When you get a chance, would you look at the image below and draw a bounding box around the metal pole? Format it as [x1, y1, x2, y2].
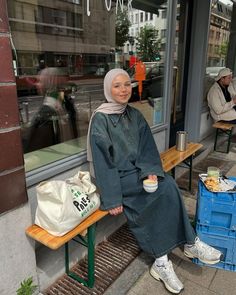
[23, 102, 29, 123]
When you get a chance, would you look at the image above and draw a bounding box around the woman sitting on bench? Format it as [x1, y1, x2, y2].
[87, 69, 222, 294]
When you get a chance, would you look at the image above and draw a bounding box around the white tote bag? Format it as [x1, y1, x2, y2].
[35, 171, 100, 236]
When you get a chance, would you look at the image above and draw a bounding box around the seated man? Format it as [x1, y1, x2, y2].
[207, 67, 236, 123]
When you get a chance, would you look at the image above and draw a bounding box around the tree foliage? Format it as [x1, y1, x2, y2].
[218, 42, 228, 57]
[115, 8, 131, 48]
[136, 25, 160, 61]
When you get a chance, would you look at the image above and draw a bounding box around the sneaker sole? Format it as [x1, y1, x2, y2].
[150, 267, 183, 294]
[184, 251, 221, 265]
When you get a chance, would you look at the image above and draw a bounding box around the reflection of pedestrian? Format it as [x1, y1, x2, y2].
[87, 69, 222, 294]
[134, 60, 146, 100]
[25, 67, 78, 152]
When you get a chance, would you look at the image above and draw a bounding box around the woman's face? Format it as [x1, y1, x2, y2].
[110, 74, 132, 104]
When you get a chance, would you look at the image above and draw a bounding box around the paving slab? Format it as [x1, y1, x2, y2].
[181, 196, 197, 219]
[209, 269, 236, 295]
[177, 259, 217, 289]
[126, 270, 184, 295]
[180, 280, 217, 295]
[104, 252, 152, 295]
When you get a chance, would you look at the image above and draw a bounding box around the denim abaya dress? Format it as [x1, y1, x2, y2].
[90, 105, 196, 258]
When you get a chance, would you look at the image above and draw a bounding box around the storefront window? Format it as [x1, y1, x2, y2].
[204, 0, 233, 105]
[124, 2, 168, 127]
[7, 0, 168, 173]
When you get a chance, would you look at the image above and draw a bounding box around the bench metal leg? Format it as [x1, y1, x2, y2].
[175, 155, 193, 192]
[182, 156, 193, 192]
[87, 225, 95, 287]
[188, 155, 193, 192]
[214, 128, 219, 151]
[226, 128, 232, 153]
[214, 128, 232, 153]
[170, 167, 175, 179]
[65, 224, 96, 288]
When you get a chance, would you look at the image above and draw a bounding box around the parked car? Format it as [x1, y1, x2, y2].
[128, 62, 164, 102]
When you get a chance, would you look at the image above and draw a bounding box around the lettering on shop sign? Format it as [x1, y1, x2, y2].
[86, 0, 133, 16]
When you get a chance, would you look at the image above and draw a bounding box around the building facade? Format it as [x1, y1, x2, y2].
[208, 1, 232, 66]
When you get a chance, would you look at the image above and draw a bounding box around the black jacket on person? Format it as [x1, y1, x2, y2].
[24, 96, 78, 153]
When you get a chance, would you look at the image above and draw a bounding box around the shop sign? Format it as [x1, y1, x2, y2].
[86, 0, 133, 16]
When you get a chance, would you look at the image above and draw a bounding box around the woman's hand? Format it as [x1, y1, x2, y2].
[233, 95, 236, 104]
[108, 205, 123, 216]
[148, 175, 158, 182]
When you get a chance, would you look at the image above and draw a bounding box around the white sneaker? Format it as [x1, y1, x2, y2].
[184, 237, 222, 264]
[150, 260, 184, 294]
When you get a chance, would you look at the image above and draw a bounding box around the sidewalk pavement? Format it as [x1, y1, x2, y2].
[104, 136, 236, 295]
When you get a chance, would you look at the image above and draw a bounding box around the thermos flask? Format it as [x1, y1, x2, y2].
[176, 131, 188, 151]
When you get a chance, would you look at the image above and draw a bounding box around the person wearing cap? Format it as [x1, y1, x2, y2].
[207, 67, 236, 123]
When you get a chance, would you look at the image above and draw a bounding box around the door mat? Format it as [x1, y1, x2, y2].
[42, 223, 141, 295]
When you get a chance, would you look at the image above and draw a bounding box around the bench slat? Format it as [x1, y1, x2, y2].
[160, 142, 203, 172]
[26, 209, 108, 250]
[212, 122, 234, 130]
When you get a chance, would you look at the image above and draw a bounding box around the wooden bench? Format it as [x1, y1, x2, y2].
[26, 210, 108, 288]
[213, 122, 234, 153]
[160, 142, 203, 191]
[25, 141, 202, 288]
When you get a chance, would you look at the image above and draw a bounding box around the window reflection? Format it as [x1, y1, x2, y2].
[23, 67, 78, 152]
[125, 5, 167, 126]
[204, 1, 233, 105]
[7, 0, 168, 172]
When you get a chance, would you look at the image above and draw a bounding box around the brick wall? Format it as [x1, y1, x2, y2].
[0, 0, 28, 214]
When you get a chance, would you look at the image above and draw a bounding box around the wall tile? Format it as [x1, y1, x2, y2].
[0, 168, 28, 214]
[0, 85, 19, 128]
[0, 129, 24, 172]
[0, 37, 14, 82]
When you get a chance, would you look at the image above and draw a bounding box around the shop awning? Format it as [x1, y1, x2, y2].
[133, 0, 166, 13]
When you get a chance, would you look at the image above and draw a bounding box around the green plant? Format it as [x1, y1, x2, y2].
[16, 277, 37, 295]
[136, 25, 161, 62]
[115, 8, 131, 48]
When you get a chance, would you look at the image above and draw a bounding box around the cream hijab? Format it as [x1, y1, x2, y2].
[87, 68, 131, 174]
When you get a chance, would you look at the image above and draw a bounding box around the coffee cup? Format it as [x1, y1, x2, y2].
[207, 166, 220, 179]
[143, 179, 158, 193]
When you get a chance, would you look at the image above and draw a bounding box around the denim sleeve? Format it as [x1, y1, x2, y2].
[90, 116, 123, 210]
[135, 114, 164, 179]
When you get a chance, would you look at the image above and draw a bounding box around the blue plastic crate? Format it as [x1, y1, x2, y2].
[196, 178, 236, 235]
[196, 222, 236, 238]
[196, 226, 236, 266]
